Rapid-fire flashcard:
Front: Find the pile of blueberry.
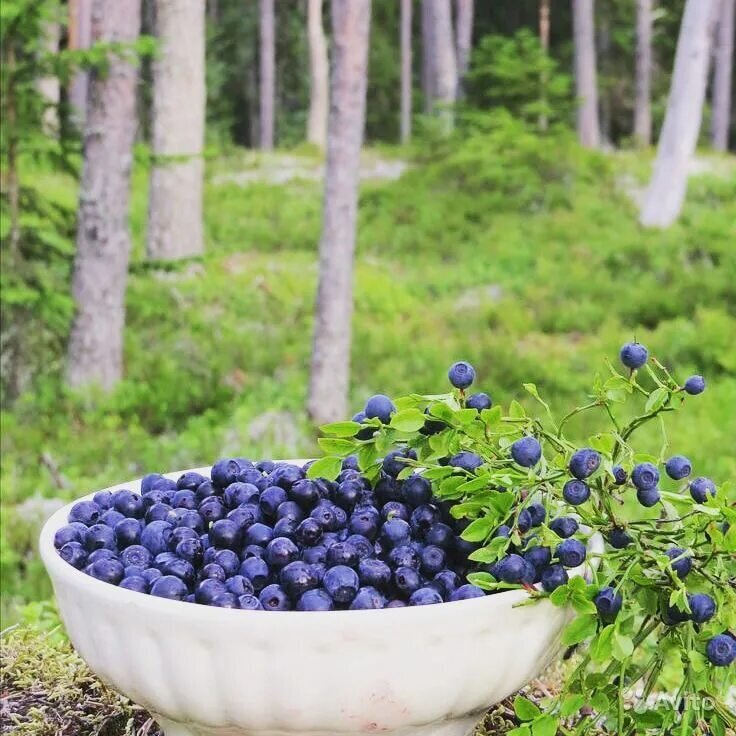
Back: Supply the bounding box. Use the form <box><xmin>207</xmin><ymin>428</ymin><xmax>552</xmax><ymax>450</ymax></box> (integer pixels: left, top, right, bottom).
<box><xmin>54</xmin><ymin>454</ymin><xmax>496</xmax><ymax>611</ymax></box>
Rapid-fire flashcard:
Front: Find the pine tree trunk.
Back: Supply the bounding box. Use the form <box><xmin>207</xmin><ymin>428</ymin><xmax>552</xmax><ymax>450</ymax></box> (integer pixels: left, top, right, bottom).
<box><xmin>66</xmin><ymin>0</ymin><xmax>141</xmax><ymax>391</ymax></box>
<box><xmin>147</xmin><ymin>0</ymin><xmax>206</xmax><ymax>261</ymax></box>
<box><xmin>711</xmin><ymin>0</ymin><xmax>734</xmax><ymax>151</ymax></box>
<box><xmin>307</xmin><ymin>0</ymin><xmax>329</xmax><ymax>148</ymax></box>
<box><xmin>308</xmin><ymin>0</ymin><xmax>371</xmax><ymax>425</ymax></box>
<box><xmin>400</xmin><ymin>0</ymin><xmax>412</xmax><ymax>143</ymax></box>
<box><xmin>429</xmin><ymin>0</ymin><xmax>457</xmax><ymax>131</ymax></box>
<box><xmin>68</xmin><ymin>0</ymin><xmax>92</xmax><ymax>126</ymax></box>
<box><xmin>259</xmin><ymin>0</ymin><xmax>275</xmax><ymax>150</ymax></box>
<box><xmin>455</xmin><ymin>0</ymin><xmax>473</xmax><ymax>99</ymax></box>
<box><xmin>572</xmin><ymin>0</ymin><xmax>600</xmax><ymax>148</ymax></box>
<box><xmin>640</xmin><ymin>0</ymin><xmax>718</xmax><ymax>227</ymax></box>
<box><xmin>634</xmin><ymin>0</ymin><xmax>653</xmax><ymax>146</ymax></box>
<box><xmin>539</xmin><ymin>0</ymin><xmax>551</xmax><ymax>130</ymax></box>
<box><xmin>421</xmin><ymin>0</ymin><xmax>435</xmax><ymax>114</ymax></box>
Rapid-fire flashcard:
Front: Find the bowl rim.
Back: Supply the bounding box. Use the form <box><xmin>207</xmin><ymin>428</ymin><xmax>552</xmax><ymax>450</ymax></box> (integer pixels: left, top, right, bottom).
<box><xmin>40</xmin><ymin>463</ymin><xmax>604</xmax><ymax>621</ymax></box>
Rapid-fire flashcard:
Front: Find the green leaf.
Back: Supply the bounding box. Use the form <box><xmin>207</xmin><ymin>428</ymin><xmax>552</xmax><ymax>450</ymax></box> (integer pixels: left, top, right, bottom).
<box><xmin>390</xmin><ymin>408</ymin><xmax>427</xmax><ymax>433</ymax></box>
<box><xmin>589</xmin><ymin>692</ymin><xmax>609</xmax><ymax>713</ymax></box>
<box><xmin>481</xmin><ymin>406</ymin><xmax>502</xmax><ymax>426</ymax></box>
<box><xmin>532</xmin><ymin>715</ymin><xmax>558</xmax><ymax>736</ymax></box>
<box><xmin>561</xmin><ymin>614</ymin><xmax>598</xmax><ymax>646</ymax></box>
<box><xmin>306</xmin><ymin>456</ymin><xmax>343</xmax><ymax>481</ymax></box>
<box><xmin>320</xmin><ymin>421</ymin><xmax>361</xmax><ymax>437</ymax></box>
<box><xmin>466</xmin><ymin>572</ymin><xmax>496</xmax><ymax>590</ymax></box>
<box><xmin>422</xmin><ymin>466</ymin><xmax>454</xmax><ymax>481</ymax></box>
<box><xmin>456</xmin><ymin>474</ymin><xmax>492</xmax><ymax>494</ymax></box>
<box><xmin>507</xmin><ymin>727</ymin><xmax>531</xmax><ymax>736</ymax></box>
<box><xmin>513</xmin><ymin>695</ymin><xmax>541</xmax><ymax>721</ymax></box>
<box><xmin>461</xmin><ymin>517</ymin><xmax>493</xmax><ymax>542</ymax></box>
<box><xmin>645</xmin><ymin>387</ymin><xmax>668</xmax><ymax>413</ymax></box>
<box><xmin>455</xmin><ymin>408</ymin><xmax>480</xmax><ymax>425</ymax></box>
<box><xmin>436</xmin><ymin>475</ymin><xmax>466</xmax><ymax>499</ymax></box>
<box><xmin>560</xmin><ymin>694</ymin><xmax>586</xmax><ymax>717</ymax></box>
<box><xmin>549</xmin><ymin>585</ymin><xmax>570</xmax><ymax>606</ymax></box>
<box><xmin>357</xmin><ymin>442</ymin><xmax>379</xmax><ymax>470</ymax></box>
<box><xmin>428</xmin><ymin>402</ymin><xmax>455</xmax><ymax>423</ymax></box>
<box><xmin>589</xmin><ymin>625</ymin><xmax>615</xmax><ymax>663</ymax></box>
<box><xmin>317</xmin><ymin>438</ymin><xmax>357</xmax><ymax>456</ymax></box>
<box><xmin>509</xmin><ymin>400</ymin><xmax>526</xmax><ymax>419</ymax></box>
<box><xmin>570</xmin><ymin>594</ymin><xmax>597</xmax><ymax>615</ymax></box>
<box><xmin>612</xmin><ymin>632</ymin><xmax>634</xmax><ymax>660</ymax></box>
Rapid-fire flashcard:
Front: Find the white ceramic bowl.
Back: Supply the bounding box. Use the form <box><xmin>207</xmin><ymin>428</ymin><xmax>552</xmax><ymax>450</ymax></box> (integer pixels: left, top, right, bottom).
<box><xmin>40</xmin><ymin>465</ymin><xmax>603</xmax><ymax>736</ymax></box>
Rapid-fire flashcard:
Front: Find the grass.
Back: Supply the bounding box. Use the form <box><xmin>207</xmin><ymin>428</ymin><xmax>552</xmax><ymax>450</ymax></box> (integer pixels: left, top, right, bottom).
<box><xmin>1</xmin><ymin>121</ymin><xmax>735</xmax><ymax>625</ymax></box>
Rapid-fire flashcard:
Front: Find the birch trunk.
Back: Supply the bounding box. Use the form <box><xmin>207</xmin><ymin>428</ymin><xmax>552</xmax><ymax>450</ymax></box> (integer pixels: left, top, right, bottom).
<box><xmin>711</xmin><ymin>0</ymin><xmax>734</xmax><ymax>151</ymax></box>
<box><xmin>308</xmin><ymin>0</ymin><xmax>371</xmax><ymax>425</ymax></box>
<box><xmin>259</xmin><ymin>0</ymin><xmax>275</xmax><ymax>150</ymax></box>
<box><xmin>400</xmin><ymin>0</ymin><xmax>412</xmax><ymax>143</ymax></box>
<box><xmin>68</xmin><ymin>0</ymin><xmax>92</xmax><ymax>126</ymax></box>
<box><xmin>429</xmin><ymin>0</ymin><xmax>457</xmax><ymax>131</ymax></box>
<box><xmin>634</xmin><ymin>0</ymin><xmax>653</xmax><ymax>146</ymax></box>
<box><xmin>307</xmin><ymin>0</ymin><xmax>329</xmax><ymax>149</ymax></box>
<box><xmin>455</xmin><ymin>0</ymin><xmax>473</xmax><ymax>99</ymax></box>
<box><xmin>66</xmin><ymin>0</ymin><xmax>141</xmax><ymax>391</ymax></box>
<box><xmin>640</xmin><ymin>0</ymin><xmax>718</xmax><ymax>227</ymax></box>
<box><xmin>38</xmin><ymin>18</ymin><xmax>61</xmax><ymax>134</ymax></box>
<box><xmin>421</xmin><ymin>0</ymin><xmax>435</xmax><ymax>114</ymax></box>
<box><xmin>539</xmin><ymin>0</ymin><xmax>551</xmax><ymax>130</ymax></box>
<box><xmin>147</xmin><ymin>0</ymin><xmax>206</xmax><ymax>260</ymax></box>
<box><xmin>572</xmin><ymin>0</ymin><xmax>600</xmax><ymax>148</ymax></box>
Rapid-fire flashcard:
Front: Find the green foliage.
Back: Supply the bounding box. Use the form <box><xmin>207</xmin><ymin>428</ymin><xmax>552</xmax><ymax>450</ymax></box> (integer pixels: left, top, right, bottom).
<box><xmin>317</xmin><ymin>350</ymin><xmax>736</xmax><ymax>734</ymax></box>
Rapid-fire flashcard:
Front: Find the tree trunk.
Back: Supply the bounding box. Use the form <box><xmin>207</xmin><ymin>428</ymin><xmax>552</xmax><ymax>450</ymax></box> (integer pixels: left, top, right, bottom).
<box><xmin>421</xmin><ymin>0</ymin><xmax>435</xmax><ymax>114</ymax></box>
<box><xmin>38</xmin><ymin>18</ymin><xmax>61</xmax><ymax>134</ymax></box>
<box><xmin>429</xmin><ymin>0</ymin><xmax>457</xmax><ymax>131</ymax></box>
<box><xmin>66</xmin><ymin>0</ymin><xmax>141</xmax><ymax>391</ymax></box>
<box><xmin>146</xmin><ymin>0</ymin><xmax>206</xmax><ymax>260</ymax></box>
<box><xmin>539</xmin><ymin>0</ymin><xmax>551</xmax><ymax>130</ymax></box>
<box><xmin>455</xmin><ymin>0</ymin><xmax>473</xmax><ymax>99</ymax></box>
<box><xmin>572</xmin><ymin>0</ymin><xmax>600</xmax><ymax>148</ymax></box>
<box><xmin>640</xmin><ymin>0</ymin><xmax>718</xmax><ymax>227</ymax></box>
<box><xmin>259</xmin><ymin>0</ymin><xmax>275</xmax><ymax>150</ymax></box>
<box><xmin>307</xmin><ymin>0</ymin><xmax>329</xmax><ymax>148</ymax></box>
<box><xmin>68</xmin><ymin>0</ymin><xmax>92</xmax><ymax>126</ymax></box>
<box><xmin>634</xmin><ymin>0</ymin><xmax>653</xmax><ymax>146</ymax></box>
<box><xmin>308</xmin><ymin>0</ymin><xmax>371</xmax><ymax>425</ymax></box>
<box><xmin>711</xmin><ymin>0</ymin><xmax>734</xmax><ymax>151</ymax></box>
<box><xmin>400</xmin><ymin>0</ymin><xmax>412</xmax><ymax>143</ymax></box>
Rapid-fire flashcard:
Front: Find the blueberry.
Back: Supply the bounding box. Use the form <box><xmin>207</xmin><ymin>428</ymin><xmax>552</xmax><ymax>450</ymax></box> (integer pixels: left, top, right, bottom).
<box><xmin>662</xmin><ymin>601</ymin><xmax>690</xmax><ymax>625</ymax></box>
<box><xmin>688</xmin><ymin>593</ymin><xmax>716</xmax><ymax>624</ymax></box>
<box><xmin>563</xmin><ymin>480</ymin><xmax>590</xmax><ymax>506</ymax></box>
<box><xmin>364</xmin><ymin>394</ymin><xmax>396</xmax><ymax>424</ymax></box>
<box><xmin>210</xmin><ymin>519</ymin><xmax>242</xmax><ymax>550</ymax></box>
<box><xmin>448</xmin><ymin>361</ymin><xmax>475</xmax><ymax>389</ymax></box>
<box><xmin>239</xmin><ymin>556</ymin><xmax>270</xmax><ymax>591</ymax></box>
<box><xmin>259</xmin><ymin>486</ymin><xmax>288</xmax><ymax>518</ymax></box>
<box><xmin>665</xmin><ymin>455</ymin><xmax>692</xmax><ymax>481</ymax></box>
<box><xmin>227</xmin><ymin>506</ymin><xmax>261</xmax><ymax>532</ymax></box>
<box><xmin>213</xmin><ymin>549</ymin><xmax>240</xmax><ymax>577</ymax></box>
<box><xmin>89</xmin><ymin>558</ymin><xmax>124</xmax><ymax>585</ymax></box>
<box><xmin>59</xmin><ymin>541</ymin><xmax>87</xmax><ymax>569</ymax></box>
<box><xmin>381</xmin><ymin>501</ymin><xmax>410</xmax><ymax>523</ymax></box>
<box><xmin>393</xmin><ymin>566</ymin><xmax>421</xmax><ymax>599</ymax></box>
<box><xmin>238</xmin><ymin>594</ymin><xmax>264</xmax><ymax>610</ymax></box>
<box><xmin>517</xmin><ymin>509</ymin><xmax>532</xmax><ymax>533</ymax></box>
<box><xmin>302</xmin><ymin>545</ymin><xmax>327</xmax><ymax>565</ymax></box>
<box><xmin>177</xmin><ymin>472</ymin><xmax>207</xmax><ymax>491</ymax></box>
<box><xmin>349</xmin><ymin>509</ymin><xmax>380</xmax><ymax>541</ymax></box>
<box><xmin>511</xmin><ymin>437</ymin><xmax>542</xmax><ymax>468</ymax></box>
<box><xmin>310</xmin><ymin>502</ymin><xmax>344</xmax><ymax>532</ymax></box>
<box><xmin>69</xmin><ymin>500</ymin><xmax>101</xmax><ymax>526</ymax></box>
<box><xmin>334</xmin><ymin>479</ymin><xmax>363</xmax><ymax>510</ymax></box>
<box><xmin>279</xmin><ymin>561</ymin><xmax>318</xmax><ymax>597</ymax></box>
<box><xmin>88</xmin><ymin>548</ymin><xmax>115</xmax><ymax>564</ymax></box>
<box><xmin>684</xmin><ymin>375</ymin><xmax>705</xmax><ymax>395</ymax></box>
<box><xmin>93</xmin><ymin>491</ymin><xmax>113</xmax><ymax>510</ymax></box>
<box><xmin>353</xmin><ymin>412</ymin><xmax>377</xmax><ymax>440</ymax></box>
<box><xmin>466</xmin><ymin>392</ymin><xmax>492</xmax><ymax>411</ymax></box>
<box><xmin>288</xmin><ymin>479</ymin><xmax>320</xmax><ymax>509</ymax></box>
<box><xmin>665</xmin><ymin>547</ymin><xmax>692</xmax><ymax>579</ymax></box>
<box><xmin>142</xmin><ymin>568</ymin><xmax>162</xmax><ymax>586</ymax></box>
<box><xmin>619</xmin><ymin>342</ymin><xmax>648</xmax><ymax>370</ymax></box>
<box><xmin>84</xmin><ymin>523</ymin><xmax>117</xmax><ymax>552</ymax></box>
<box><xmin>419</xmin><ymin>545</ymin><xmax>447</xmax><ymax>577</ymax></box>
<box><xmin>409</xmin><ymin>587</ymin><xmax>443</xmax><ymax>606</ymax></box>
<box><xmin>276</xmin><ymin>501</ymin><xmax>305</xmax><ymax>523</ymax></box>
<box><xmin>124</xmin><ymin>565</ymin><xmax>146</xmax><ymax>578</ymax></box>
<box><xmin>524</xmin><ymin>546</ymin><xmax>551</xmax><ymax>573</ymax></box>
<box><xmin>55</xmin><ymin>524</ymin><xmax>84</xmax><ymax>549</ymax></box>
<box><xmin>375</xmin><ymin>475</ymin><xmax>402</xmax><ymax>503</ymax></box>
<box><xmin>114</xmin><ymin>518</ymin><xmax>141</xmax><ymax>548</ymax></box>
<box><xmin>350</xmin><ymin>586</ymin><xmax>387</xmax><ymax>609</ymax></box>
<box><xmin>240</xmin><ymin>543</ymin><xmax>264</xmax><ymax>559</ymax></box>
<box><xmin>556</xmin><ymin>539</ymin><xmax>587</xmax><ymax>568</ymax></box>
<box><xmin>172</xmin><ymin>490</ymin><xmax>198</xmax><ymax>510</ymax></box>
<box><xmin>382</xmin><ymin>448</ymin><xmax>417</xmax><ymax>478</ymax></box>
<box><xmin>154</xmin><ymin>551</ymin><xmax>178</xmax><ymax>570</ymax></box>
<box><xmin>295</xmin><ymin>518</ymin><xmax>323</xmax><ymax>546</ymax></box>
<box><xmin>495</xmin><ymin>554</ymin><xmax>527</xmax><ymax>584</ymax></box>
<box><xmin>448</xmin><ymin>451</ymin><xmax>483</xmax><ymax>473</ymax></box>
<box><xmin>426</xmin><ymin>522</ymin><xmax>454</xmax><ymax>549</ymax></box>
<box><xmin>386</xmin><ymin>599</ymin><xmax>408</xmax><ymax>608</ymax></box>
<box><xmin>594</xmin><ymin>587</ymin><xmax>623</xmax><ymax>622</ymax></box>
<box><xmin>151</xmin><ymin>575</ymin><xmax>188</xmax><ymax>600</ymax></box>
<box><xmin>541</xmin><ymin>565</ymin><xmax>568</xmax><ymax>592</ymax></box>
<box><xmin>167</xmin><ymin>525</ymin><xmax>198</xmax><ymax>551</ymax></box>
<box><xmin>160</xmin><ymin>557</ymin><xmax>195</xmax><ymax>586</ymax></box>
<box><xmin>101</xmin><ymin>509</ymin><xmax>126</xmax><ymax>528</ymax></box>
<box><xmin>196</xmin><ymin>565</ymin><xmax>224</xmax><ymax>586</ymax></box>
<box><xmin>388</xmin><ymin>544</ymin><xmax>420</xmax><ymax>570</ymax></box>
<box><xmin>433</xmin><ymin>570</ymin><xmax>460</xmax><ymax>596</ymax></box>
<box><xmin>705</xmin><ymin>635</ymin><xmax>736</xmax><ymax>666</ymax></box>
<box><xmin>265</xmin><ymin>537</ymin><xmax>299</xmax><ymax>569</ymax></box>
<box><xmin>380</xmin><ymin>518</ymin><xmax>411</xmax><ymax>548</ymax></box>
<box><xmin>244</xmin><ymin>522</ymin><xmax>274</xmax><ymax>547</ymax></box>
<box><xmin>224</xmin><ymin>482</ymin><xmax>260</xmax><ymax>508</ymax></box>
<box><xmin>141</xmin><ymin>473</ymin><xmax>164</xmax><ymax>494</ymax></box>
<box><xmin>144</xmin><ymin>503</ymin><xmax>172</xmax><ymax>524</ymax></box>
<box><xmin>569</xmin><ymin>449</ymin><xmax>601</xmax><ymax>480</ymax></box>
<box><xmin>549</xmin><ymin>516</ymin><xmax>578</xmax><ymax>538</ymax></box>
<box><xmin>198</xmin><ymin>497</ymin><xmax>227</xmax><ymax>524</ymax></box>
<box><xmin>358</xmin><ymin>558</ymin><xmax>392</xmax><ymax>590</ymax></box>
<box><xmin>401</xmin><ymin>475</ymin><xmax>432</xmax><ymax>507</ymax></box>
<box><xmin>177</xmin><ymin>510</ymin><xmax>206</xmax><ymax>533</ymax></box>
<box><xmin>140</xmin><ymin>520</ymin><xmax>173</xmax><ymax>555</ymax></box>
<box><xmin>119</xmin><ymin>576</ymin><xmax>148</xmax><ymax>593</ymax></box>
<box><xmin>223</xmin><ymin>574</ymin><xmax>254</xmax><ymax>597</ymax></box>
<box><xmin>176</xmin><ymin>537</ymin><xmax>204</xmax><ymax>566</ymax></box>
<box><xmin>326</xmin><ymin>540</ymin><xmax>360</xmax><ymax>568</ymax></box>
<box><xmin>112</xmin><ymin>489</ymin><xmax>144</xmax><ymax>518</ymax></box>
<box><xmin>208</xmin><ymin>592</ymin><xmax>239</xmax><ymax>608</ymax></box>
<box><xmin>689</xmin><ymin>477</ymin><xmax>716</xmax><ymax>503</ymax></box>
<box><xmin>493</xmin><ymin>524</ymin><xmax>511</xmax><ymax>538</ymax></box>
<box><xmin>346</xmin><ymin>534</ymin><xmax>373</xmax><ymax>560</ymax></box>
<box><xmin>296</xmin><ymin>589</ymin><xmax>334</xmax><ymax>611</ymax></box>
<box><xmin>612</xmin><ymin>465</ymin><xmax>628</xmax><ymax>485</ymax></box>
<box><xmin>150</xmin><ymin>476</ymin><xmax>177</xmax><ymax>494</ymax></box>
<box><xmin>632</xmin><ymin>462</ymin><xmax>659</xmax><ymax>491</ymax></box>
<box><xmin>195</xmin><ymin>479</ymin><xmax>217</xmax><ymax>503</ymax></box>
<box><xmin>527</xmin><ymin>502</ymin><xmax>546</xmax><ymax>527</ymax></box>
<box><xmin>211</xmin><ymin>458</ymin><xmax>243</xmax><ymax>488</ymax></box>
<box><xmin>636</xmin><ymin>487</ymin><xmax>661</xmax><ymax>507</ymax></box>
<box><xmin>609</xmin><ymin>528</ymin><xmax>632</xmax><ymax>549</ymax></box>
<box><xmin>449</xmin><ymin>584</ymin><xmax>485</xmax><ymax>601</ymax></box>
<box><xmin>323</xmin><ymin>565</ymin><xmax>360</xmax><ymax>604</ymax></box>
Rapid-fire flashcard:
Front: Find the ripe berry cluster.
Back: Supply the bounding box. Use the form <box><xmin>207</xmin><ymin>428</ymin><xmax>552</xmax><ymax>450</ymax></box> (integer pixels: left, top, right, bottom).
<box><xmin>55</xmin><ymin>455</ymin><xmax>496</xmax><ymax>611</ymax></box>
